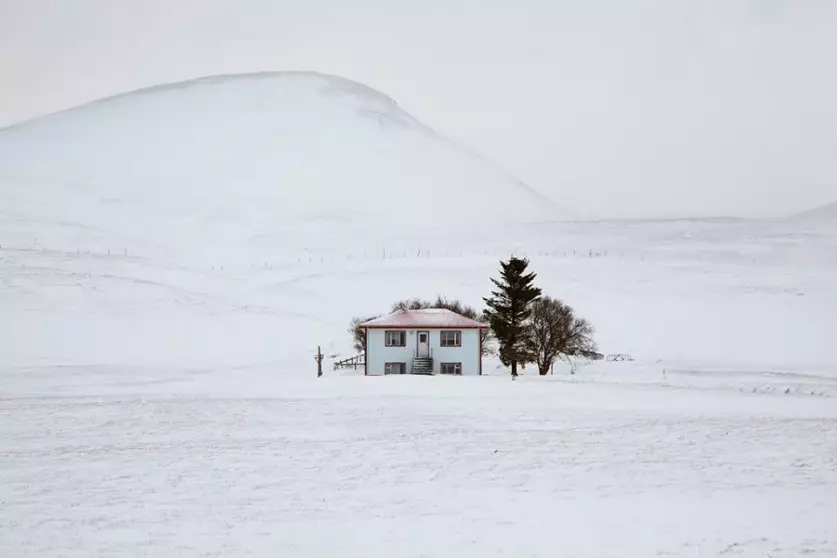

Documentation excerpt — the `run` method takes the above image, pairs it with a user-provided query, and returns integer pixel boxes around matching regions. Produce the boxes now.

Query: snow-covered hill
[0,71,835,372]
[793,200,837,223]
[0,71,558,258]
[2,73,837,558]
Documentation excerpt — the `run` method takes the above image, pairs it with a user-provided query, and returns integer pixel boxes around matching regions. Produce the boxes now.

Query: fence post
[315,345,324,378]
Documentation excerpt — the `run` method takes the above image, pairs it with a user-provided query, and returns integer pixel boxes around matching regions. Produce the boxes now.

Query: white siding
[365,329,414,376]
[365,328,481,376]
[430,329,481,375]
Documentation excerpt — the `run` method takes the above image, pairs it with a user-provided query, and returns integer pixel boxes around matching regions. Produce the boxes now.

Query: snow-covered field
[2,361,836,557]
[2,72,836,556]
[3,218,835,370]
[3,217,837,557]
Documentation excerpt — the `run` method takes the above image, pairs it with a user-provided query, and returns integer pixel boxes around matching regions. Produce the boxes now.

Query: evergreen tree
[483,256,542,378]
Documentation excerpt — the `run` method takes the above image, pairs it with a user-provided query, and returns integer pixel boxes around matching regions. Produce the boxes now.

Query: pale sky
[1,0,835,218]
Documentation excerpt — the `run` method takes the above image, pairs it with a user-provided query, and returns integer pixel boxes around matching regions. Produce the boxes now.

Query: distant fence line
[10,242,753,271]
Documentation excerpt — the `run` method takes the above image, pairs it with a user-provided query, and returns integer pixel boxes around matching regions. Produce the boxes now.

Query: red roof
[360,309,488,329]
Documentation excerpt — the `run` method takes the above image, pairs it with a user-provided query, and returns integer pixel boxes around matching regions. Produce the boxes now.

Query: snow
[2,73,837,556]
[361,308,487,328]
[2,365,836,557]
[0,71,560,235]
[2,219,835,558]
[793,201,837,223]
[2,218,833,370]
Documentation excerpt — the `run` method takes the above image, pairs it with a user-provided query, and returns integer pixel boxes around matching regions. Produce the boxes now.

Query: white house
[360,308,488,376]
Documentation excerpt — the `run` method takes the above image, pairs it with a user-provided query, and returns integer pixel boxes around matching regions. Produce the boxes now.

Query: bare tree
[348,315,379,353]
[524,296,596,376]
[390,298,427,311]
[391,295,481,320]
[391,296,494,355]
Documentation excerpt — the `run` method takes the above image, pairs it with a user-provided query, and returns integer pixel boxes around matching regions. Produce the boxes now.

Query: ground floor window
[385,362,407,375]
[440,362,462,375]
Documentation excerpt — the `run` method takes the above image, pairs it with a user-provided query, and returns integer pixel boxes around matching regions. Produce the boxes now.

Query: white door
[417,331,430,358]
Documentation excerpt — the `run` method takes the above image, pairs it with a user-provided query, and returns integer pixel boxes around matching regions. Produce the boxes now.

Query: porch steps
[411,357,434,375]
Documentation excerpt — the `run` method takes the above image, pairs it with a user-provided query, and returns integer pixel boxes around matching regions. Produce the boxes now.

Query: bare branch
[524,296,597,375]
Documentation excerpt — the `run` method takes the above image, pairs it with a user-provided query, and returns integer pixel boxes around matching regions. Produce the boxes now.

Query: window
[385,330,406,347]
[440,330,461,347]
[440,362,462,375]
[385,362,406,375]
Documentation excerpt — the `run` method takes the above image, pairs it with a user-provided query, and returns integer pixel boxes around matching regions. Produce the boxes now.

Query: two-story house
[360,308,488,376]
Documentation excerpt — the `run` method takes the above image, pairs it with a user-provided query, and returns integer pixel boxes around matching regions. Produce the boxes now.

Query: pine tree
[483,256,542,378]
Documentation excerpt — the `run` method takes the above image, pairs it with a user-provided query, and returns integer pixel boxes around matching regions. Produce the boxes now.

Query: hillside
[0,71,559,260]
[793,200,837,222]
[0,72,835,371]
[2,72,837,558]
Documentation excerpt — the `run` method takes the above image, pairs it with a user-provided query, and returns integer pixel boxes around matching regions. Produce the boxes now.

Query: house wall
[366,329,414,376]
[365,328,481,376]
[429,328,480,375]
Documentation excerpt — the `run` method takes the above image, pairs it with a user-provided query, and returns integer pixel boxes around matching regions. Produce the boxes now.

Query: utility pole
[315,345,324,378]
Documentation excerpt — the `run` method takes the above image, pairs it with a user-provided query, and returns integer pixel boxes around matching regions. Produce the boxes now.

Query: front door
[417,331,430,358]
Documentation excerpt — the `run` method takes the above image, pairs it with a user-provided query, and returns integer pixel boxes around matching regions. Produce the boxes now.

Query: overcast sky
[2,0,835,218]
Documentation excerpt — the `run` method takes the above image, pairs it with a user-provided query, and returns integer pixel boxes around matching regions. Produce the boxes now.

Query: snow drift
[0,71,558,255]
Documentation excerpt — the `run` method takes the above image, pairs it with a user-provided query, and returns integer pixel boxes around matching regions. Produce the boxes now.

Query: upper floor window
[385,330,406,347]
[440,330,461,347]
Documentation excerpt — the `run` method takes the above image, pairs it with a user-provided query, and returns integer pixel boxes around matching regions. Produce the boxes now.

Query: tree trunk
[511,360,518,378]
[539,363,549,376]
